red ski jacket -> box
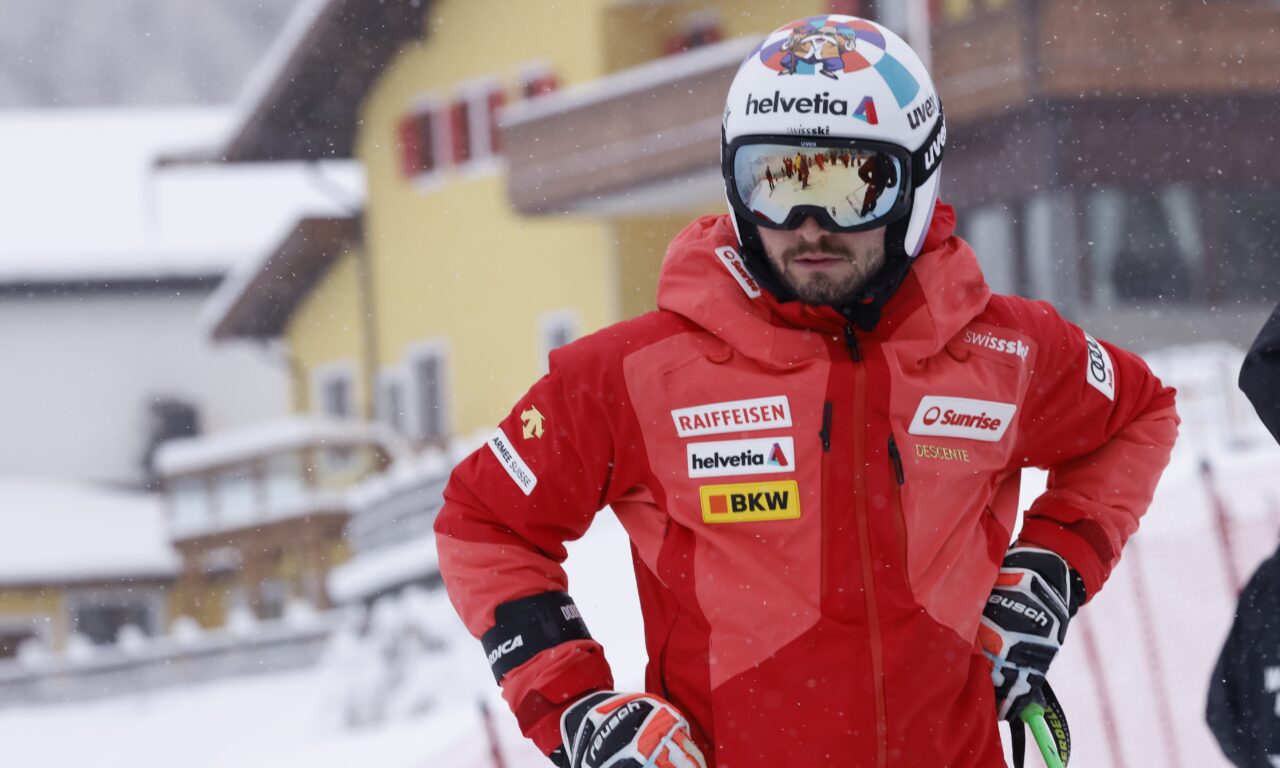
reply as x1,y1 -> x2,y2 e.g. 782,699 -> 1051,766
435,205 -> 1179,767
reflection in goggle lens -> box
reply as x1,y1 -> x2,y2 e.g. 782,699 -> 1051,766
733,144 -> 902,228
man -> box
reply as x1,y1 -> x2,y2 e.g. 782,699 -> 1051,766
1206,301 -> 1280,766
436,15 -> 1178,768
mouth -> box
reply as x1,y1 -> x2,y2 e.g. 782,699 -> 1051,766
791,254 -> 847,269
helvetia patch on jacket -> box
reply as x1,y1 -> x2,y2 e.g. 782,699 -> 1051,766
671,395 -> 792,438
487,427 -> 537,495
687,437 -> 795,478
908,396 -> 1016,442
1083,332 -> 1116,401
699,480 -> 801,523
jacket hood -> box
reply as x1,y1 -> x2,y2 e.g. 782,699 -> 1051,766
655,203 -> 991,367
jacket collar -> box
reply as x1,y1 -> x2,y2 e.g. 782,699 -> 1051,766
655,203 -> 991,367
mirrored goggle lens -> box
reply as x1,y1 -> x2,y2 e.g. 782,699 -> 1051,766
733,144 -> 904,228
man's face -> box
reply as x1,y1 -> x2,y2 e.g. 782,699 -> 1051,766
757,216 -> 886,305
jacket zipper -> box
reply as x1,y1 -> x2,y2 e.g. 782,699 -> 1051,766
820,400 -> 833,601
887,434 -> 908,569
844,325 -> 888,768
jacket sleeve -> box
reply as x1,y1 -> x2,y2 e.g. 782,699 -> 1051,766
1012,301 -> 1179,600
434,342 -> 644,755
1240,302 -> 1280,445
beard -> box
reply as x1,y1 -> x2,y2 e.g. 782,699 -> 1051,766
772,235 -> 886,305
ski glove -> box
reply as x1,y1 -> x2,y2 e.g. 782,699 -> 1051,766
979,546 -> 1084,721
549,691 -> 707,768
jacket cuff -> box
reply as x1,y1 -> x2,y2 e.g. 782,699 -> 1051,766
504,640 -> 614,755
1018,517 -> 1110,602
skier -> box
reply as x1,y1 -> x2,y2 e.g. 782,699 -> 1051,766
435,15 -> 1179,768
1206,301 -> 1280,766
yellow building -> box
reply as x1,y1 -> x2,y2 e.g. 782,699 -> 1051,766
171,0 -> 842,606
206,0 -> 830,442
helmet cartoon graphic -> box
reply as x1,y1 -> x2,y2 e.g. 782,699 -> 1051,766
721,15 -> 946,312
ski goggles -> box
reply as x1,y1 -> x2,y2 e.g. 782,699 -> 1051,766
724,135 -> 914,232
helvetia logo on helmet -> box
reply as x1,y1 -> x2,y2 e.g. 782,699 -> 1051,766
746,90 -> 848,116
909,396 -> 1017,442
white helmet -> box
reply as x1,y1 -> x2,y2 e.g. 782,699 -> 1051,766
721,15 -> 946,307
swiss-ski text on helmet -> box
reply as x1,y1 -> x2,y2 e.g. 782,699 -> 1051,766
746,90 -> 849,116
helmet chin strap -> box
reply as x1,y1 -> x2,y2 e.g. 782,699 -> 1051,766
736,206 -> 915,333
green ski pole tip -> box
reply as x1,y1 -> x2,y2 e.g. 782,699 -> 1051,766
1020,704 -> 1066,768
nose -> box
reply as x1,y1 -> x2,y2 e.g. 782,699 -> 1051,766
794,215 -> 827,240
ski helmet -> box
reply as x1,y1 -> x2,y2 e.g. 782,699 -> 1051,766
721,15 -> 946,309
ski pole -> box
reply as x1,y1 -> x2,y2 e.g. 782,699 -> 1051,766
1020,703 -> 1065,768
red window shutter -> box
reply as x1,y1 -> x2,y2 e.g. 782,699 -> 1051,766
450,100 -> 471,165
828,0 -> 865,15
398,115 -> 421,177
487,89 -> 506,156
522,73 -> 558,99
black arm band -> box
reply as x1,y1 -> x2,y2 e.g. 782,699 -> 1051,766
481,591 -> 592,683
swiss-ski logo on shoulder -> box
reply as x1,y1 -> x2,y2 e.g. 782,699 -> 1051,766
964,329 -> 1029,361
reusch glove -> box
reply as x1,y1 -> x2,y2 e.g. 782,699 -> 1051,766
549,691 -> 707,768
979,546 -> 1084,721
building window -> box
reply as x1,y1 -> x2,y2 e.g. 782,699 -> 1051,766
376,367 -> 409,435
263,452 -> 304,515
408,342 -> 449,443
215,466 -> 257,526
168,475 -> 209,537
67,590 -> 161,645
313,362 -> 357,420
1082,185 -> 1201,306
539,310 -> 580,373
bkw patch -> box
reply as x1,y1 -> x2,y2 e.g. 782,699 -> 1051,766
699,480 -> 801,523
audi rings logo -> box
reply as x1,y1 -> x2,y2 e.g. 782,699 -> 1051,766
922,406 -> 942,426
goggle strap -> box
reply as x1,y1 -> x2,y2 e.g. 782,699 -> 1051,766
911,101 -> 946,187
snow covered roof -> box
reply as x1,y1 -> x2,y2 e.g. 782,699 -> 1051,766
154,417 -> 408,477
0,479 -> 180,585
0,108 -> 364,286
202,215 -> 360,341
217,0 -> 429,162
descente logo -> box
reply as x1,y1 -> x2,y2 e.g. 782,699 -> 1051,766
909,395 -> 1017,443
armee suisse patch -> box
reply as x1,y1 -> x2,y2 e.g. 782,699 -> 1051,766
908,396 -> 1017,443
487,427 -> 537,495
